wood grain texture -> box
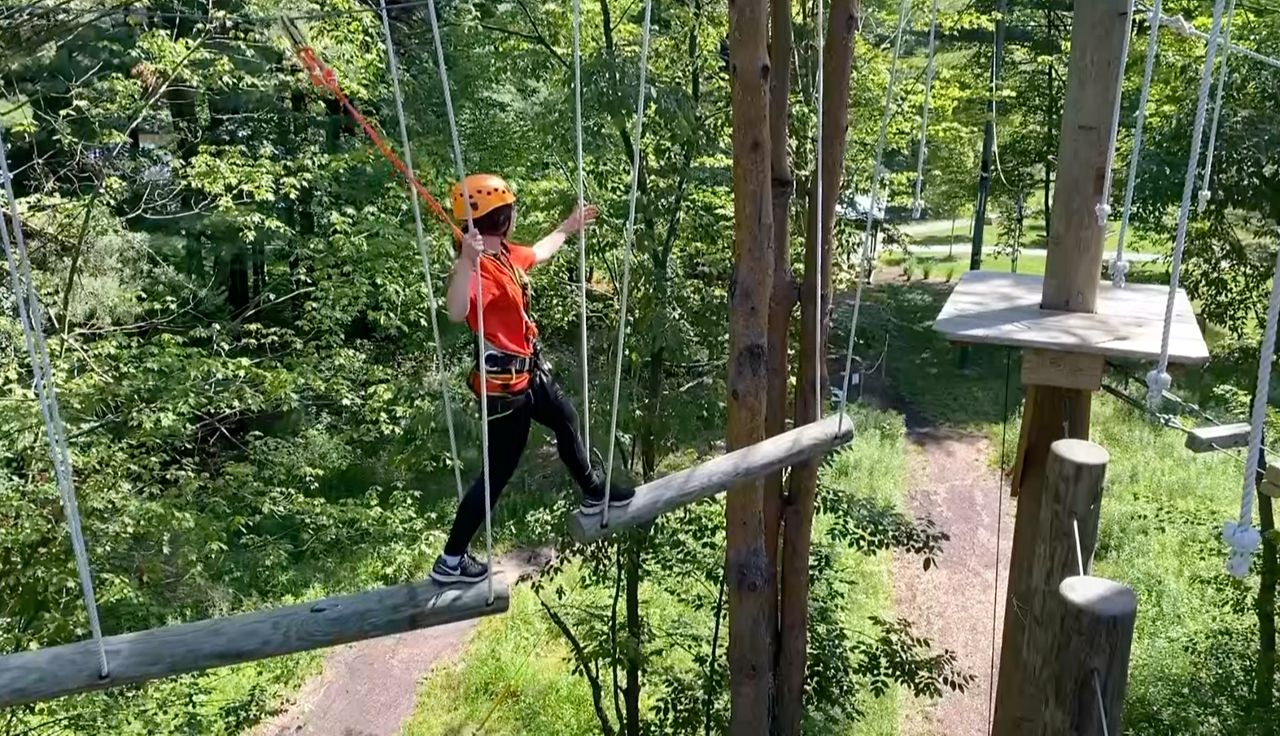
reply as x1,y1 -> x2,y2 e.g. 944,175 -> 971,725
1021,349 -> 1104,391
724,0 -> 775,728
995,439 -> 1110,735
569,413 -> 854,543
1185,422 -> 1253,452
934,271 -> 1209,363
0,580 -> 509,708
1040,0 -> 1129,312
1050,576 -> 1137,735
775,1 -> 861,733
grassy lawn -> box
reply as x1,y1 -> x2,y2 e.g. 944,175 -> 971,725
897,217 -> 1167,255
403,404 -> 913,735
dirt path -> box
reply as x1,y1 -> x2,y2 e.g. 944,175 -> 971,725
893,424 -> 1015,736
251,548 -> 552,736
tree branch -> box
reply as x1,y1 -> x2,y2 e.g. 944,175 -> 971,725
538,592 -> 616,736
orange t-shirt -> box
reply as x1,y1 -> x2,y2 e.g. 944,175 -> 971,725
467,243 -> 539,395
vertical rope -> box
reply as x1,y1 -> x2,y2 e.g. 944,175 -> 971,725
1223,242 -> 1280,578
572,0 -> 591,459
1095,0 -> 1136,229
1197,0 -> 1237,212
378,0 -> 465,502
423,0 -> 493,603
1113,0 -> 1167,289
602,0 -> 654,528
1145,0 -> 1229,410
814,0 -> 826,417
0,130 -> 109,677
837,0 -> 911,430
911,0 -> 940,220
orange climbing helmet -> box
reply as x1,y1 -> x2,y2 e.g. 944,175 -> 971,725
451,173 -> 517,221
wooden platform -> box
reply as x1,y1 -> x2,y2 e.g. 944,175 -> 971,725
1185,423 -> 1252,453
569,413 -> 854,543
0,579 -> 508,708
934,271 -> 1209,364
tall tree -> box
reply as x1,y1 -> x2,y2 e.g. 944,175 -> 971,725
774,0 -> 860,732
724,0 -> 775,730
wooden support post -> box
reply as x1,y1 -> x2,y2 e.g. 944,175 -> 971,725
1050,576 -> 1138,735
995,439 -> 1110,734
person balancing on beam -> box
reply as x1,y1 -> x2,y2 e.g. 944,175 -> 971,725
431,174 -> 636,585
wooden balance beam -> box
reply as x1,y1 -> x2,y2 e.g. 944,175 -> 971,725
0,578 -> 508,708
569,413 -> 855,543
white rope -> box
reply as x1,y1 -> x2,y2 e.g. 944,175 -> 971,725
378,1 -> 465,503
814,0 -> 825,417
911,0 -> 940,220
1148,5 -> 1280,71
1145,0 -> 1228,411
602,0 -> 654,527
0,130 -> 110,677
837,0 -> 911,431
423,0 -> 494,604
1093,670 -> 1112,736
1095,0 -> 1136,231
1224,242 -> 1280,578
1072,516 -> 1086,577
572,0 -> 591,460
1113,0 -> 1167,289
1197,0 -> 1237,213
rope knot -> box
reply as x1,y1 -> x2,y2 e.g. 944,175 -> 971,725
1094,201 -> 1111,226
1109,257 -> 1130,288
911,199 -> 923,219
1222,520 -> 1261,578
1197,188 -> 1212,212
1144,369 -> 1171,409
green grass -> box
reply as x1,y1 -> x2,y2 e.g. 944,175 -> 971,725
897,217 -> 1167,255
821,413 -> 912,734
402,575 -> 601,736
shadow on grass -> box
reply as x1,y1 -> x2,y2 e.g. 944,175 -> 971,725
836,280 -> 1023,430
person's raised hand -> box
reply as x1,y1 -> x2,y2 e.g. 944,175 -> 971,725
460,229 -> 484,266
561,204 -> 600,235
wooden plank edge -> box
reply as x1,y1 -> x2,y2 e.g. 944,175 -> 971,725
0,580 -> 509,709
1185,423 -> 1252,453
568,413 -> 855,544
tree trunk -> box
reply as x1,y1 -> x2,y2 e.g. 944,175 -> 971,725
764,0 -> 797,672
227,242 -> 251,316
725,0 -> 775,730
624,539 -> 642,736
1258,493 -> 1277,727
775,1 -> 859,733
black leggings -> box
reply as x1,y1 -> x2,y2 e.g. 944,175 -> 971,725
443,371 -> 594,556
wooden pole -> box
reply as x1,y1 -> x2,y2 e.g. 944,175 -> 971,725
0,579 -> 508,708
1051,576 -> 1137,735
724,0 -> 774,729
998,0 -> 1129,726
995,439 -> 1110,734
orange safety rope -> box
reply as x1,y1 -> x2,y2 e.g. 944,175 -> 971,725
284,20 -> 462,241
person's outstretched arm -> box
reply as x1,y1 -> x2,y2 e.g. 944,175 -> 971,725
446,231 -> 484,323
531,205 -> 598,266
